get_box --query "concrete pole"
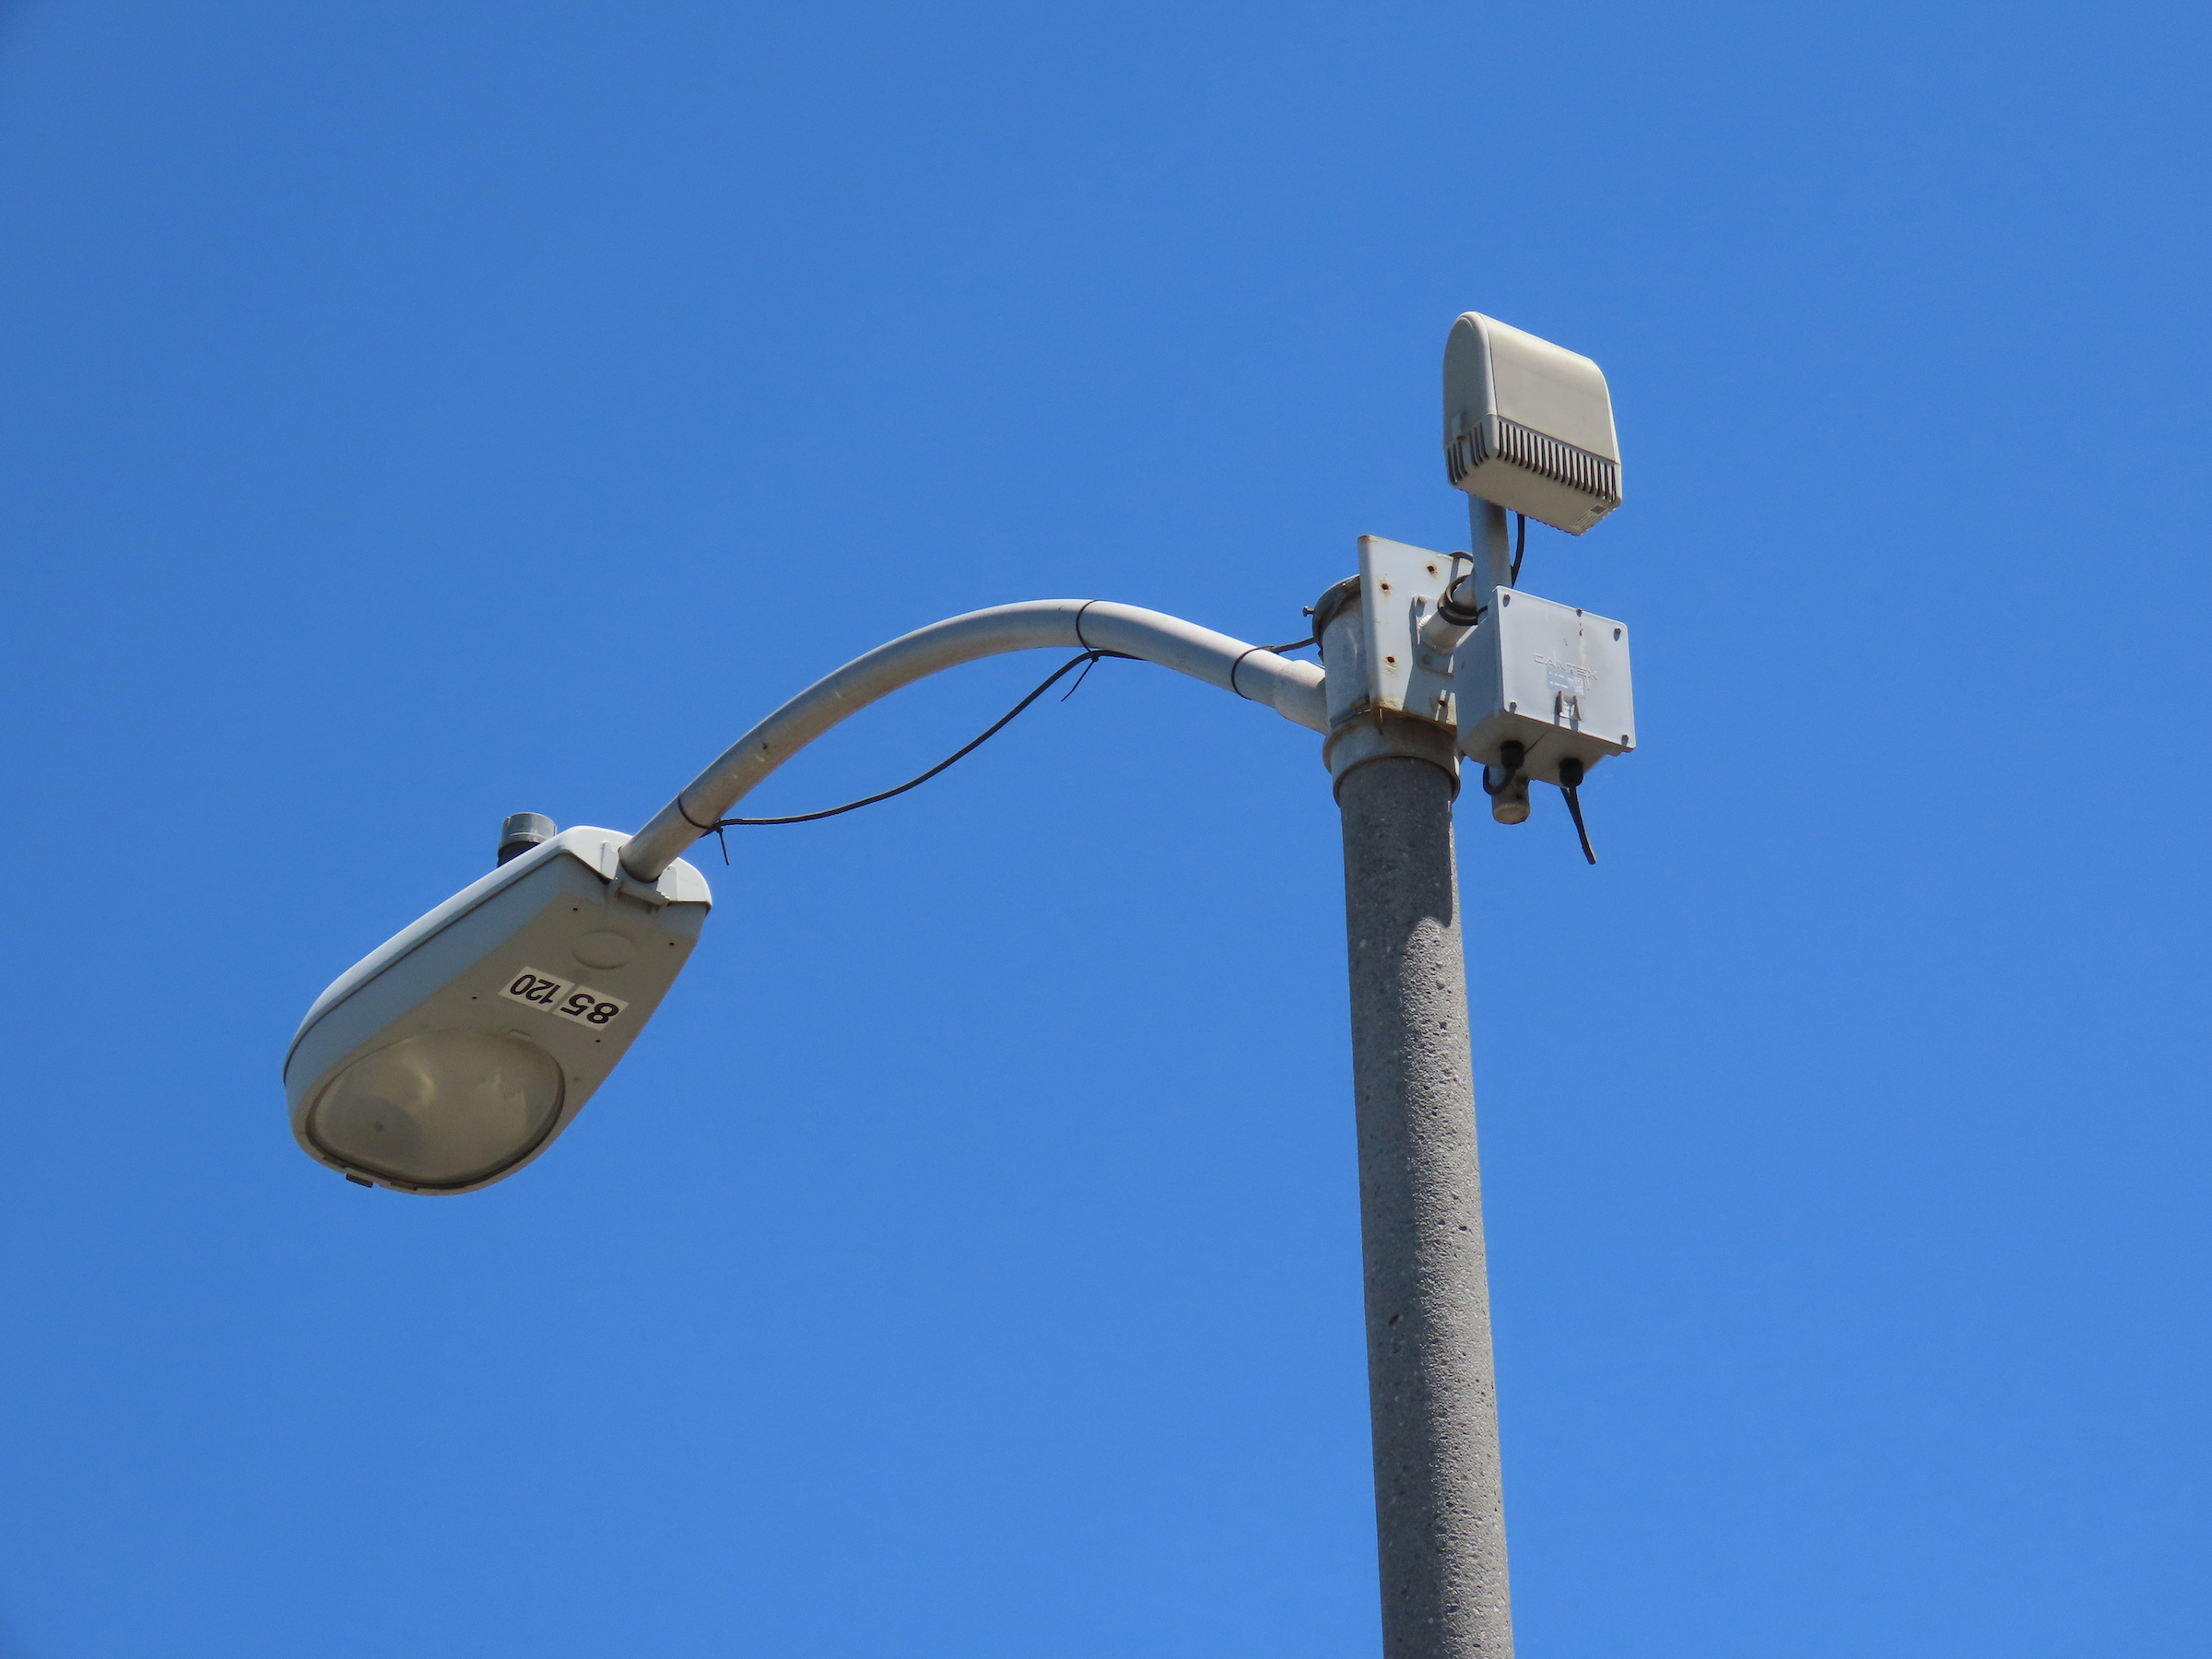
[1327,712,1513,1659]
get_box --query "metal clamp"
[1322,711,1461,802]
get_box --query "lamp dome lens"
[308,1030,564,1190]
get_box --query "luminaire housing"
[1442,312,1622,535]
[285,828,712,1194]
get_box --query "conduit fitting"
[1417,571,1485,655]
[1480,737,1530,825]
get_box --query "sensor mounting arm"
[619,599,1327,882]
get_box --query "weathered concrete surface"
[1336,745,1512,1659]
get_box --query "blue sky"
[1,2,2207,1654]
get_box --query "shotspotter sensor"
[1442,312,1621,535]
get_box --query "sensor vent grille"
[1446,415,1621,507]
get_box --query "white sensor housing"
[1453,588,1635,784]
[1443,312,1621,535]
[285,828,712,1194]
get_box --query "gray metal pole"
[1328,712,1513,1659]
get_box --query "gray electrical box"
[1453,588,1635,784]
[1442,312,1622,535]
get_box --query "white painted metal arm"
[620,599,1327,881]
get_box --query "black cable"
[1059,653,1108,700]
[1561,785,1597,864]
[1510,512,1527,586]
[1557,756,1596,865]
[1229,632,1319,702]
[1436,573,1484,628]
[706,649,1129,838]
[1480,739,1526,797]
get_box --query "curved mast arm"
[620,599,1327,881]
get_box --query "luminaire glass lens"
[308,1030,564,1189]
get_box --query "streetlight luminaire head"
[284,827,712,1194]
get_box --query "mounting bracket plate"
[1320,535,1467,731]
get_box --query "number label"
[500,968,629,1030]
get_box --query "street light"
[284,314,1630,1659]
[284,826,712,1193]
